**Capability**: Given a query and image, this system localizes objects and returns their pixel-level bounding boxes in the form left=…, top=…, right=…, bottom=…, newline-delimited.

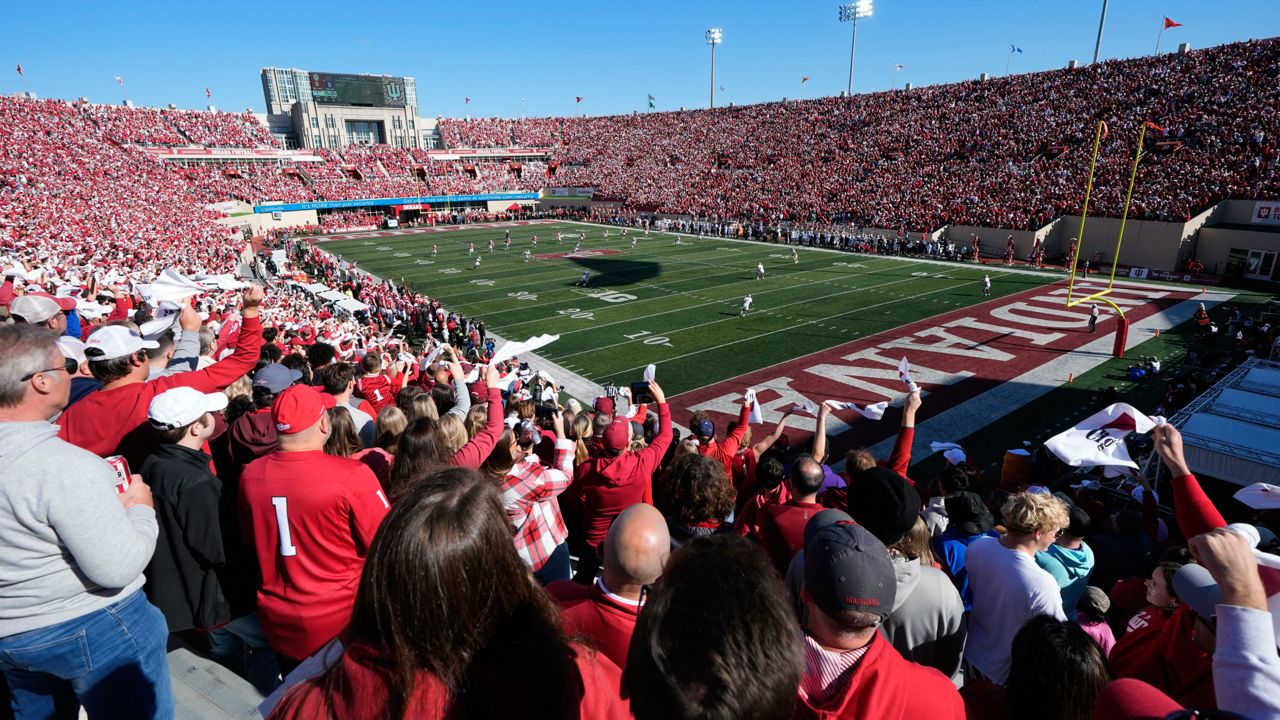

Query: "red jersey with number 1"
left=355, top=373, right=400, bottom=415
left=239, top=450, right=390, bottom=660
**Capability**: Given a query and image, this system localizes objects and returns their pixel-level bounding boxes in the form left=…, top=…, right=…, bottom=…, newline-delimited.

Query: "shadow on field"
left=567, top=257, right=662, bottom=286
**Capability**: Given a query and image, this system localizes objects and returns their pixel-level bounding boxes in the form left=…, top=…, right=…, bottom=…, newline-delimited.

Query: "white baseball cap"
left=149, top=387, right=228, bottom=430
left=57, top=336, right=87, bottom=366
left=85, top=325, right=160, bottom=361
left=9, top=294, right=62, bottom=324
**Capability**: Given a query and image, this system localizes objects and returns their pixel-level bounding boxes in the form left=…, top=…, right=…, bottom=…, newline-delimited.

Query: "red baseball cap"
left=594, top=396, right=615, bottom=416
left=602, top=417, right=631, bottom=452
left=272, top=385, right=336, bottom=434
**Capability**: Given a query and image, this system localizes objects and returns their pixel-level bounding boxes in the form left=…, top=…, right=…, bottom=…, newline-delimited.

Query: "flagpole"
left=1005, top=50, right=1012, bottom=76
left=1155, top=25, right=1164, bottom=55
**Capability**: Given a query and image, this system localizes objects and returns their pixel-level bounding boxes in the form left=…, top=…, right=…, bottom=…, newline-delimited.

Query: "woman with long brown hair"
left=267, top=469, right=627, bottom=719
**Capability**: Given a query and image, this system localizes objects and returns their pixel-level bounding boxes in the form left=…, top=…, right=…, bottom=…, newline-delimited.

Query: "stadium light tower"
left=838, top=0, right=873, bottom=95
left=706, top=27, right=723, bottom=109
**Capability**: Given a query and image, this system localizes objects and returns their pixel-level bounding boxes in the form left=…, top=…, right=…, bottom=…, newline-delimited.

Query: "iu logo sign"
left=385, top=83, right=404, bottom=101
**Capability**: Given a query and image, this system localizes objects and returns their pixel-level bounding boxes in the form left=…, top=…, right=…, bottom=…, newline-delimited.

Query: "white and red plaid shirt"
left=498, top=439, right=574, bottom=571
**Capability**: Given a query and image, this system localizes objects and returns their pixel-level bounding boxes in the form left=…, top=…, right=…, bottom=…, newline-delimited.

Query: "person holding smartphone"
left=572, top=381, right=673, bottom=584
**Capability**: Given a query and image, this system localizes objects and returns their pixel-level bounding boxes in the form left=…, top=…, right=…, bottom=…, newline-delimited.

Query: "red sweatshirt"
left=575, top=403, right=673, bottom=548
left=354, top=373, right=401, bottom=415
left=449, top=387, right=504, bottom=469
left=757, top=499, right=826, bottom=575
left=547, top=581, right=641, bottom=670
left=700, top=403, right=751, bottom=476
left=58, top=315, right=264, bottom=467
left=792, top=633, right=965, bottom=720
left=268, top=641, right=628, bottom=719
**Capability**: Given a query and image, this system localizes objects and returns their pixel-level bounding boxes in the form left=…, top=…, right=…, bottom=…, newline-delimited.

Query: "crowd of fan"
left=442, top=38, right=1280, bottom=231
left=0, top=240, right=1277, bottom=719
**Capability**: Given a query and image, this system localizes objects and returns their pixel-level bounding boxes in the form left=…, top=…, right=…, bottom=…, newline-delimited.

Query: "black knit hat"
left=944, top=491, right=995, bottom=536
left=846, top=467, right=921, bottom=546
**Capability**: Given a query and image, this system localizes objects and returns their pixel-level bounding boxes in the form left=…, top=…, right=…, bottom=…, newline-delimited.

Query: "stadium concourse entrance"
left=345, top=120, right=385, bottom=145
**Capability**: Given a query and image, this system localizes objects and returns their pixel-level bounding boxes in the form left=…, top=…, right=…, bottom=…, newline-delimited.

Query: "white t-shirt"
left=963, top=536, right=1065, bottom=685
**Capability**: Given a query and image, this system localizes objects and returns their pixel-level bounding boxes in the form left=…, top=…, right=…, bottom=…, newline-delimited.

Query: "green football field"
left=315, top=221, right=1059, bottom=395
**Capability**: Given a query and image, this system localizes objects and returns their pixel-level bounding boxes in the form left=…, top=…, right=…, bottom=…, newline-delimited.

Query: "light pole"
left=706, top=28, right=723, bottom=109
left=838, top=0, right=873, bottom=95
left=1092, top=0, right=1108, bottom=64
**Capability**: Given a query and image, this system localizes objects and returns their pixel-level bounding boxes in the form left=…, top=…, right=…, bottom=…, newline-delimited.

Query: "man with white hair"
left=0, top=324, right=172, bottom=718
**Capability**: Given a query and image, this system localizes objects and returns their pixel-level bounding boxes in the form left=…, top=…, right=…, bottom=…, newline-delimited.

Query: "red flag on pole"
left=464, top=97, right=470, bottom=104
left=1163, top=17, right=1182, bottom=29
left=575, top=96, right=583, bottom=103
left=15, top=64, right=22, bottom=77
left=1144, top=121, right=1165, bottom=132
left=205, top=86, right=211, bottom=98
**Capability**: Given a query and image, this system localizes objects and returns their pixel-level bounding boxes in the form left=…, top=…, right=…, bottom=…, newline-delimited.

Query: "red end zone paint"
left=536, top=248, right=625, bottom=260
left=671, top=278, right=1195, bottom=457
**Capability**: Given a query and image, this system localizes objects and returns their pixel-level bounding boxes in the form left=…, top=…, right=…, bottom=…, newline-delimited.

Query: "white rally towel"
left=899, top=357, right=919, bottom=393
left=791, top=399, right=821, bottom=416
left=490, top=333, right=559, bottom=366
left=744, top=389, right=764, bottom=424
left=192, top=273, right=249, bottom=291
left=1044, top=403, right=1160, bottom=470
left=930, top=441, right=968, bottom=465
left=824, top=399, right=889, bottom=420
left=643, top=364, right=657, bottom=383
left=1234, top=483, right=1280, bottom=511
left=140, top=269, right=208, bottom=304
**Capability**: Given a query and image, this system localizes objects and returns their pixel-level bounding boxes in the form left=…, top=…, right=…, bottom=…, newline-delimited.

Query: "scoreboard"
left=308, top=72, right=407, bottom=108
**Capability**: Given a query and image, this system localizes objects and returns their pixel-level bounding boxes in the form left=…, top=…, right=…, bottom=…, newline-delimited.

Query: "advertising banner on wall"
left=1251, top=200, right=1280, bottom=226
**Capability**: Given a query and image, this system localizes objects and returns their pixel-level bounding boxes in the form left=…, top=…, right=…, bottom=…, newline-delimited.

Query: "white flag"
left=1044, top=403, right=1160, bottom=470
left=824, top=399, right=889, bottom=420
left=744, top=389, right=764, bottom=424
left=899, top=357, right=919, bottom=393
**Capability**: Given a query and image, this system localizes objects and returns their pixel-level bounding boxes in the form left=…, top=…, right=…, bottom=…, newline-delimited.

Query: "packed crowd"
left=0, top=235, right=1278, bottom=719
left=442, top=38, right=1280, bottom=231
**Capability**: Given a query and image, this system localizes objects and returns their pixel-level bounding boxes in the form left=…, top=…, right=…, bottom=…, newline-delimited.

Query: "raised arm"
left=752, top=410, right=793, bottom=459
left=160, top=286, right=265, bottom=393
left=451, top=368, right=505, bottom=468
left=720, top=400, right=752, bottom=456
left=811, top=403, right=831, bottom=464
left=888, top=389, right=921, bottom=481
left=1153, top=424, right=1225, bottom=537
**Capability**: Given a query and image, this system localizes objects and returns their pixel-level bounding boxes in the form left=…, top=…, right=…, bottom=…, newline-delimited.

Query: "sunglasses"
left=21, top=357, right=80, bottom=382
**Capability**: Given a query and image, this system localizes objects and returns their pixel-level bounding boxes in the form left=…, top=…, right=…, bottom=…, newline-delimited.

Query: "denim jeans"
left=0, top=590, right=173, bottom=720
left=532, top=542, right=571, bottom=586
left=206, top=614, right=281, bottom=697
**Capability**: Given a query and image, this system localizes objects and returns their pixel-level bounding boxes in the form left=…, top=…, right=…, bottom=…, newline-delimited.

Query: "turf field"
left=315, top=220, right=1060, bottom=394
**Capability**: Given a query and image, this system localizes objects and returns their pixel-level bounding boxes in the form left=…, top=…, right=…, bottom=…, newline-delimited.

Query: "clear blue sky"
left=8, top=1, right=1279, bottom=119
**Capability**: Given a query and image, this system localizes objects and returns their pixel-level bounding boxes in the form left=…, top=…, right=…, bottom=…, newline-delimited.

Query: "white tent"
left=1166, top=358, right=1280, bottom=487
left=304, top=283, right=330, bottom=294
left=319, top=290, right=349, bottom=302
left=335, top=298, right=369, bottom=313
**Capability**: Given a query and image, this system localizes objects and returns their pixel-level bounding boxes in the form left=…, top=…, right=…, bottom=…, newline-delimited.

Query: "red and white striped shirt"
left=799, top=633, right=871, bottom=707
left=498, top=439, right=574, bottom=571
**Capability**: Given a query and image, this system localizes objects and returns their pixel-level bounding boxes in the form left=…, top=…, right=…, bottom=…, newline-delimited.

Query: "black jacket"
left=140, top=443, right=230, bottom=632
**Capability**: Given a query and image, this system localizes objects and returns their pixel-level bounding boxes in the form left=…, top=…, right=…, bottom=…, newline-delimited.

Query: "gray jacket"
left=881, top=554, right=967, bottom=685
left=0, top=421, right=158, bottom=637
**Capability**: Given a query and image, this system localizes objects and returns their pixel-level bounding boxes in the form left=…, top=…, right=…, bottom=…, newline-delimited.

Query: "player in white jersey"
left=740, top=294, right=753, bottom=316
left=488, top=238, right=495, bottom=253
left=523, top=249, right=532, bottom=262
left=431, top=244, right=438, bottom=257
left=504, top=237, right=512, bottom=251
left=557, top=231, right=563, bottom=243
left=505, top=229, right=511, bottom=241
left=468, top=242, right=475, bottom=255
left=674, top=236, right=682, bottom=246
left=573, top=242, right=581, bottom=255
left=756, top=262, right=766, bottom=280
left=531, top=235, right=538, bottom=248
left=982, top=274, right=991, bottom=296
left=791, top=247, right=799, bottom=264
left=631, top=236, right=638, bottom=248
left=473, top=256, right=482, bottom=269
left=577, top=270, right=590, bottom=287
